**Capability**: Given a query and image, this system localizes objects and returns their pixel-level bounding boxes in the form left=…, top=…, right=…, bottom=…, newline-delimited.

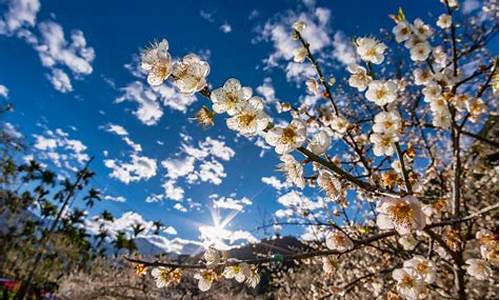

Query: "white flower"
left=413, top=68, right=433, bottom=86
left=211, top=78, right=252, bottom=116
left=373, top=111, right=401, bottom=135
left=376, top=195, right=426, bottom=235
left=151, top=267, right=170, bottom=288
left=277, top=154, right=305, bottom=189
left=141, top=39, right=172, bottom=86
left=317, top=169, right=343, bottom=201
left=404, top=36, right=423, bottom=49
left=322, top=256, right=337, bottom=274
left=293, top=47, right=308, bottom=63
left=347, top=64, right=372, bottom=91
left=325, top=230, right=354, bottom=252
left=432, top=46, right=448, bottom=67
left=370, top=133, right=398, bottom=157
left=292, top=20, right=306, bottom=32
left=223, top=263, right=251, bottom=283
left=399, top=235, right=418, bottom=250
left=466, top=97, right=487, bottom=123
left=412, top=18, right=432, bottom=40
left=203, top=246, right=223, bottom=266
left=356, top=37, right=387, bottom=64
left=365, top=80, right=398, bottom=106
left=265, top=119, right=307, bottom=154
left=194, top=269, right=218, bottom=291
left=432, top=110, right=452, bottom=129
left=392, top=267, right=426, bottom=300
left=330, top=115, right=350, bottom=134
left=429, top=97, right=448, bottom=114
left=404, top=256, right=436, bottom=284
left=151, top=267, right=181, bottom=288
left=422, top=81, right=442, bottom=102
left=172, top=54, right=210, bottom=94
left=392, top=21, right=413, bottom=43
left=226, top=97, right=269, bottom=136
left=465, top=258, right=491, bottom=280
left=410, top=41, right=431, bottom=62
left=306, top=78, right=319, bottom=95
left=307, top=130, right=331, bottom=155
left=245, top=268, right=261, bottom=288
left=437, top=14, right=452, bottom=29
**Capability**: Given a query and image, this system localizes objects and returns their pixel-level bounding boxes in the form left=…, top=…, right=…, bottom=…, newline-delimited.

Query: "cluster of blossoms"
left=193, top=247, right=261, bottom=291
left=130, top=1, right=498, bottom=296
left=464, top=229, right=498, bottom=281
left=392, top=256, right=437, bottom=300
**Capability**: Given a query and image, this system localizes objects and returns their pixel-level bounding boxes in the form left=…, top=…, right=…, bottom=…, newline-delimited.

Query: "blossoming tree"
left=125, top=1, right=499, bottom=299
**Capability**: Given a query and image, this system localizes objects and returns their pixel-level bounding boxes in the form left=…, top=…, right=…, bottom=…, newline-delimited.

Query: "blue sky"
left=0, top=0, right=489, bottom=253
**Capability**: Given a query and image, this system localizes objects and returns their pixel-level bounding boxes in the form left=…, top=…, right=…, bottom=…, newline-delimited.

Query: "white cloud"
left=116, top=81, right=163, bottom=126
left=256, top=77, right=277, bottom=103
left=0, top=84, right=8, bottom=98
left=173, top=202, right=188, bottom=212
left=47, top=68, right=72, bottom=92
left=162, top=179, right=184, bottom=201
left=198, top=225, right=257, bottom=250
left=0, top=0, right=40, bottom=34
left=331, top=31, right=357, bottom=66
left=33, top=128, right=89, bottom=172
left=212, top=195, right=252, bottom=211
left=220, top=22, right=232, bottom=33
left=0, top=1, right=95, bottom=93
left=248, top=9, right=259, bottom=20
left=155, top=84, right=197, bottom=112
left=275, top=190, right=324, bottom=218
left=462, top=0, right=480, bottom=14
left=104, top=154, right=157, bottom=184
left=199, top=10, right=215, bottom=23
left=103, top=124, right=128, bottom=136
left=36, top=21, right=95, bottom=75
left=116, top=80, right=197, bottom=126
left=159, top=136, right=235, bottom=202
left=104, top=195, right=126, bottom=202
left=261, top=176, right=291, bottom=191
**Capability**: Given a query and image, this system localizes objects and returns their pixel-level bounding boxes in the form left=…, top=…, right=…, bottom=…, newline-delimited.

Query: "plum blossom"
left=404, top=256, right=436, bottom=284
left=466, top=97, right=487, bottom=123
left=329, top=115, right=350, bottom=134
left=265, top=119, right=306, bottom=154
left=194, top=269, right=218, bottom=291
left=307, top=130, right=331, bottom=155
left=410, top=41, right=431, bottom=62
left=347, top=64, right=372, bottom=91
left=465, top=258, right=491, bottom=280
left=370, top=132, right=398, bottom=157
left=226, top=96, right=269, bottom=136
left=151, top=267, right=182, bottom=288
left=376, top=195, right=426, bottom=235
left=223, top=263, right=251, bottom=283
left=277, top=154, right=305, bottom=189
left=245, top=268, right=261, bottom=288
left=365, top=80, right=398, bottom=106
left=412, top=18, right=432, bottom=40
left=356, top=38, right=387, bottom=64
left=392, top=21, right=413, bottom=43
left=172, top=54, right=210, bottom=94
left=392, top=267, right=426, bottom=300
left=372, top=111, right=401, bottom=135
left=141, top=39, right=172, bottom=86
left=293, top=47, right=308, bottom=63
left=211, top=78, right=252, bottom=115
left=325, top=230, right=354, bottom=252
left=292, top=20, right=306, bottom=32
left=413, top=68, right=433, bottom=86
left=322, top=256, right=337, bottom=274
left=437, top=14, right=452, bottom=29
